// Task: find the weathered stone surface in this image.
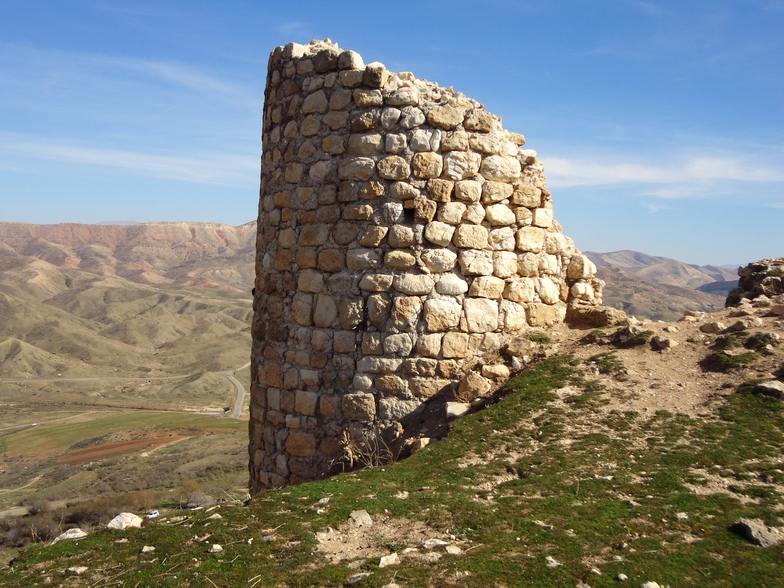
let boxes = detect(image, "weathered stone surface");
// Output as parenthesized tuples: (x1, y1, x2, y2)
(516, 226, 545, 252)
(442, 332, 469, 358)
(469, 276, 505, 299)
(480, 155, 521, 181)
(464, 298, 498, 332)
(363, 61, 388, 88)
(438, 201, 467, 224)
(385, 250, 417, 269)
(423, 298, 462, 331)
(453, 224, 488, 249)
(377, 156, 411, 180)
(566, 254, 596, 280)
(421, 249, 458, 273)
(443, 151, 482, 180)
(359, 273, 394, 292)
(347, 248, 382, 270)
(457, 371, 493, 401)
(427, 178, 453, 202)
(302, 90, 328, 114)
(394, 274, 436, 295)
(392, 296, 422, 330)
(424, 221, 455, 247)
(735, 518, 784, 547)
(412, 152, 443, 178)
(436, 273, 469, 295)
(107, 513, 143, 530)
(383, 333, 414, 356)
(485, 204, 516, 226)
(339, 157, 376, 181)
(387, 224, 415, 247)
(313, 294, 338, 327)
(458, 250, 494, 276)
(427, 106, 464, 129)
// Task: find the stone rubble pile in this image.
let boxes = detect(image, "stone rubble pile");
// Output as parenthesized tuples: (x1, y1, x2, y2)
(250, 39, 602, 489)
(726, 257, 784, 307)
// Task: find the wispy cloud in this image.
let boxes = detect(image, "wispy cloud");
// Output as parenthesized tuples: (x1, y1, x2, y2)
(0, 132, 258, 185)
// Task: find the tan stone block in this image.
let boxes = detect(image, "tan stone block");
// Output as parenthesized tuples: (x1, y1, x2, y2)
(338, 50, 364, 70)
(469, 132, 505, 154)
(350, 110, 380, 132)
(319, 394, 339, 417)
(501, 299, 528, 331)
(297, 269, 324, 293)
(278, 228, 297, 248)
(383, 333, 414, 356)
(333, 330, 356, 353)
(442, 131, 469, 151)
(360, 181, 384, 200)
(427, 106, 464, 129)
(464, 298, 498, 332)
(316, 204, 341, 223)
(511, 185, 542, 207)
(376, 374, 409, 396)
(442, 332, 469, 358)
(377, 155, 411, 180)
(329, 87, 352, 110)
(301, 115, 321, 136)
(317, 249, 345, 273)
(480, 155, 522, 181)
(427, 178, 453, 202)
(488, 227, 515, 251)
(518, 252, 539, 277)
(438, 360, 461, 378)
(421, 249, 458, 273)
(302, 90, 328, 114)
(385, 87, 420, 106)
(469, 276, 505, 298)
(385, 133, 408, 153)
(526, 302, 564, 327)
(343, 203, 374, 220)
(436, 274, 469, 295)
(359, 274, 394, 292)
(285, 163, 303, 184)
(482, 364, 510, 380)
(324, 110, 349, 130)
(416, 333, 442, 358)
(566, 254, 596, 280)
(493, 251, 519, 278)
(356, 356, 402, 374)
(412, 152, 443, 179)
(385, 251, 417, 269)
(338, 156, 376, 181)
(342, 393, 377, 421)
(363, 62, 388, 88)
(391, 296, 422, 330)
(390, 181, 418, 200)
(482, 181, 514, 203)
(453, 224, 488, 249)
(353, 88, 383, 107)
(361, 332, 384, 355)
(410, 378, 450, 399)
(537, 277, 561, 304)
(437, 201, 467, 225)
(415, 198, 438, 222)
(273, 250, 292, 271)
(486, 203, 516, 226)
(339, 299, 364, 329)
(339, 68, 364, 88)
(463, 108, 494, 132)
(387, 224, 415, 247)
(457, 372, 492, 402)
(443, 151, 481, 180)
(347, 248, 382, 270)
(403, 358, 438, 377)
(332, 222, 362, 244)
(348, 133, 383, 155)
(313, 294, 338, 328)
(516, 226, 545, 253)
(368, 293, 391, 329)
(423, 298, 462, 331)
(424, 221, 455, 247)
(532, 207, 554, 228)
(459, 249, 493, 276)
(295, 248, 318, 269)
(394, 274, 435, 295)
(359, 226, 388, 247)
(295, 390, 319, 416)
(455, 180, 481, 202)
(286, 431, 316, 457)
(504, 278, 536, 303)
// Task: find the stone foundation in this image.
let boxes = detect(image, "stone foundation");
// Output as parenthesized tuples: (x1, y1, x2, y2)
(249, 40, 602, 491)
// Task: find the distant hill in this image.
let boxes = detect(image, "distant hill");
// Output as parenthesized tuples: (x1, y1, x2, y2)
(585, 250, 738, 321)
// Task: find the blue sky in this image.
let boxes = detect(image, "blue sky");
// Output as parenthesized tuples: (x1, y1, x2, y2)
(1, 0, 782, 266)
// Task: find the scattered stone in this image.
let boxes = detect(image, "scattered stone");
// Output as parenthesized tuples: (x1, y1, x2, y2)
(616, 573, 628, 581)
(106, 512, 143, 530)
(676, 512, 689, 520)
(700, 321, 726, 334)
(349, 510, 373, 527)
(734, 518, 784, 547)
(446, 402, 471, 420)
(206, 513, 222, 520)
(651, 335, 678, 351)
(533, 520, 554, 531)
(208, 544, 223, 553)
(379, 553, 400, 567)
(545, 555, 562, 568)
(66, 566, 88, 576)
(140, 545, 156, 554)
(394, 491, 409, 500)
(347, 572, 372, 584)
(446, 545, 462, 555)
(753, 381, 784, 399)
(422, 538, 449, 549)
(640, 582, 661, 588)
(51, 528, 88, 544)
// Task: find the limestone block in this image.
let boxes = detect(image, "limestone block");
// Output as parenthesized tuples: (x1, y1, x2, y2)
(504, 278, 536, 303)
(388, 224, 415, 247)
(394, 274, 436, 295)
(410, 128, 442, 152)
(377, 155, 411, 180)
(404, 358, 438, 377)
(348, 133, 383, 155)
(455, 180, 482, 202)
(386, 87, 420, 106)
(339, 299, 364, 329)
(501, 299, 528, 331)
(363, 61, 388, 88)
(469, 132, 504, 154)
(378, 201, 404, 224)
(292, 293, 314, 326)
(298, 269, 324, 293)
(532, 207, 554, 228)
(347, 248, 382, 270)
(482, 181, 514, 204)
(427, 178, 454, 202)
(342, 393, 377, 421)
(301, 115, 321, 136)
(368, 293, 391, 328)
(410, 377, 450, 398)
(339, 157, 376, 181)
(285, 163, 303, 184)
(453, 224, 488, 249)
(457, 372, 493, 401)
(319, 394, 339, 417)
(469, 276, 505, 298)
(442, 332, 469, 358)
(415, 198, 438, 222)
(438, 202, 467, 225)
(379, 398, 420, 421)
(424, 221, 455, 246)
(480, 155, 522, 181)
(511, 184, 542, 207)
(356, 357, 403, 374)
(300, 369, 320, 387)
(464, 298, 499, 332)
(359, 226, 388, 247)
(398, 106, 426, 129)
(421, 248, 458, 273)
(286, 431, 316, 457)
(381, 107, 402, 129)
(313, 294, 338, 328)
(566, 254, 597, 280)
(489, 227, 515, 251)
(464, 108, 494, 132)
(436, 273, 469, 295)
(493, 251, 519, 278)
(278, 228, 297, 248)
(538, 253, 559, 275)
(376, 374, 408, 395)
(443, 151, 482, 180)
(324, 110, 349, 130)
(385, 251, 417, 269)
(537, 278, 561, 304)
(302, 90, 328, 114)
(413, 152, 444, 178)
(516, 226, 545, 253)
(385, 133, 408, 153)
(518, 252, 539, 276)
(353, 88, 383, 107)
(383, 333, 414, 356)
(350, 110, 380, 132)
(463, 203, 485, 224)
(427, 105, 465, 129)
(570, 281, 595, 301)
(361, 332, 384, 355)
(295, 390, 319, 416)
(486, 204, 516, 226)
(416, 333, 443, 358)
(338, 50, 364, 70)
(458, 250, 494, 276)
(390, 181, 419, 200)
(544, 233, 567, 255)
(392, 296, 422, 330)
(317, 249, 345, 273)
(423, 298, 462, 331)
(526, 302, 565, 327)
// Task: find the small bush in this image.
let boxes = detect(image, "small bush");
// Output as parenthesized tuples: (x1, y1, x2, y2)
(526, 332, 551, 344)
(702, 350, 758, 372)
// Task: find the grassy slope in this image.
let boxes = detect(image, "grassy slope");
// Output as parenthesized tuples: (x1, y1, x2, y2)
(5, 356, 782, 587)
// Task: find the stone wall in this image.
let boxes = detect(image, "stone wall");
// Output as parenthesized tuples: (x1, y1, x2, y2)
(249, 39, 602, 491)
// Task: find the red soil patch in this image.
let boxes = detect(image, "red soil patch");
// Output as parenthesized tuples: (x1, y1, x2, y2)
(58, 436, 187, 465)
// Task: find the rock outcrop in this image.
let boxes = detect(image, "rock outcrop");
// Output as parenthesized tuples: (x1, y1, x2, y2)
(249, 40, 602, 490)
(726, 258, 784, 307)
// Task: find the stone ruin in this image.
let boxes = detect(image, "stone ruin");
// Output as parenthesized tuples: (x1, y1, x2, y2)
(726, 258, 784, 307)
(249, 40, 603, 491)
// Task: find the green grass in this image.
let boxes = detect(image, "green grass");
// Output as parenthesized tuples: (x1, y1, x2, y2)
(4, 356, 784, 587)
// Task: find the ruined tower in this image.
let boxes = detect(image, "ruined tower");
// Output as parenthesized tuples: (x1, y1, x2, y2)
(249, 40, 601, 491)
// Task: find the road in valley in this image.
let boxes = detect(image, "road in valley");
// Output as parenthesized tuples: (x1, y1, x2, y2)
(218, 361, 250, 419)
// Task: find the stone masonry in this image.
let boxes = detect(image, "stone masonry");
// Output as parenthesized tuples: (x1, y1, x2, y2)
(249, 40, 602, 491)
